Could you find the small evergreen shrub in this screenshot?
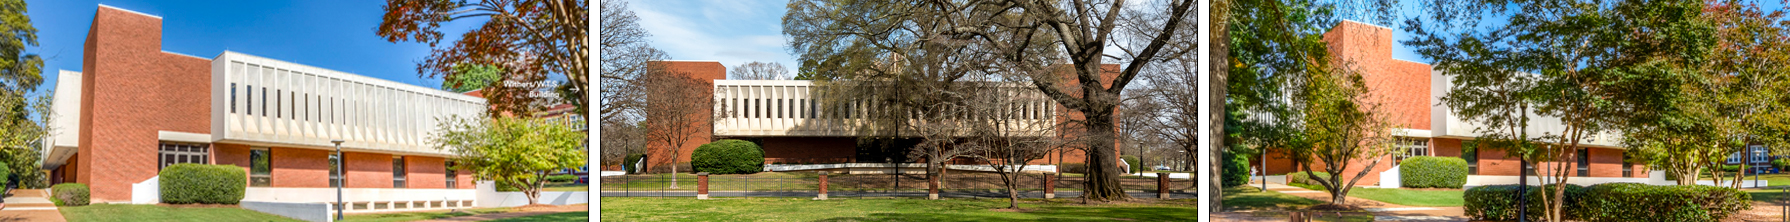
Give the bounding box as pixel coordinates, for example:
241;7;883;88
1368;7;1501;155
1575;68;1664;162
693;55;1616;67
1287;171;1330;185
159;163;247;204
1399;156;1468;188
1464;184;1587;221
1221;151;1251;187
50;183;88;206
546;174;579;183
1121;155;1141;173
624;153;647;174
1059;163;1089;174
1579;183;1749;222
691;139;765;174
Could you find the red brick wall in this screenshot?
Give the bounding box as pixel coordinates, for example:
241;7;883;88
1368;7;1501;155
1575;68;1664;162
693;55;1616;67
1049;64;1125;165
345;152;394;188
78;7;213;201
1324;21;1431;130
406;156;447;189
270;147;331;188
643;61;725;169
760;137;855;163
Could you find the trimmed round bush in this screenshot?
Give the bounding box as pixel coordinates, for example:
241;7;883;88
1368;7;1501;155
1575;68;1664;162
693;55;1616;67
160;163;247;204
1464;184;1586;221
1287;171;1330;185
1400;156;1468;188
50;183;88;206
1121;155;1141;173
1580;183;1749;222
691;139;765;174
1221;151;1251;187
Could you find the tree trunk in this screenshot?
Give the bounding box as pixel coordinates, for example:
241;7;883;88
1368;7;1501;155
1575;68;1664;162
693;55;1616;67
1207;0;1232;211
669;153;680;189
1081;110;1132;201
1008;183;1020;209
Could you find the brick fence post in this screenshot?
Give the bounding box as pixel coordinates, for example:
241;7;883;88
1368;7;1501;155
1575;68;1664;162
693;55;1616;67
697;172;710;200
1156;172;1170;199
928;171;941;200
817;172;829;200
1043;174;1056;199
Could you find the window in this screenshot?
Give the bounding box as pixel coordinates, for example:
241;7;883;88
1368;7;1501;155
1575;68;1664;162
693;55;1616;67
1727;145;1770;164
250;148;271;187
1576;148;1589;177
157;142;209;170
246;85;254;115
1463;148;1478;175
1394;138;1430;163
445;160;458;188
230;83;237;113
329;154;342;188
1622;151;1634;178
261;87;268;117
393;156;407;188
275;90;282;118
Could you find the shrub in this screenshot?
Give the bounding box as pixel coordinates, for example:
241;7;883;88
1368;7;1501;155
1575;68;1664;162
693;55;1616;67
51;183;88;206
0;163;9;193
1121;155;1141;173
1286;171;1330;185
1221;151;1251;187
1059;163;1089;174
1579;183;1749;222
1719;164;1741;172
159;163;247;204
624;153;647;174
691;139;765;174
546;174;579;183
1774;158;1790;170
1400;156;1468;188
1464;184;1587;221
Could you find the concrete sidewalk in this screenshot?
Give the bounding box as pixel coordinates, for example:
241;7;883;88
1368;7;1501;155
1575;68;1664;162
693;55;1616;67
1261;183;1466;221
601;190;1199;199
0;189;66;222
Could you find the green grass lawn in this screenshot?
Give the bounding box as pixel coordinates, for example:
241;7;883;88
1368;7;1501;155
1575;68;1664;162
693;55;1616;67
1284;183;1464;207
601;197;1197;221
600;172;816;191
1220;186;1325;211
60;204;302;222
338;208;515;222
487;211;589;222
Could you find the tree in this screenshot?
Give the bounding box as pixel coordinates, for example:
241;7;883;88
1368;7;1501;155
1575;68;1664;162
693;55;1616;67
729;61;790;80
599;118;646;169
377;0;588;116
597;1;670;123
957;84;1062;209
1405;0;1713;220
442;63;502;93
431;115;586;205
639;64;713;188
1283;64;1402;205
0;0;45;189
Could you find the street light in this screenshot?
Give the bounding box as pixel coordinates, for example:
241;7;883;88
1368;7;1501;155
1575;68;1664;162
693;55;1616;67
331;139;344;221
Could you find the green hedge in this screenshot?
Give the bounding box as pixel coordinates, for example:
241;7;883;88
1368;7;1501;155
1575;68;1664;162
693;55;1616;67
1464;184;1588;221
51;183;88;206
1287;171;1330;185
1579;183;1749;222
1059;163;1089;174
1400;156;1468;188
1221;151;1250;187
691;140;764;174
0;163;9;194
546;174;579;183
159;164;247;204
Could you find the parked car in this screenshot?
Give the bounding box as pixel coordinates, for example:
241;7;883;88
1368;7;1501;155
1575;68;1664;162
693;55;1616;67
1154;165;1171;171
576;174;590;184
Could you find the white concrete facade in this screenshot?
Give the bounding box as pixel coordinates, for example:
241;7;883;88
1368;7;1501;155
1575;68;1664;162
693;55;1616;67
1428;70;1624;148
41;70;82;169
210;52;486;156
711;80;1057;137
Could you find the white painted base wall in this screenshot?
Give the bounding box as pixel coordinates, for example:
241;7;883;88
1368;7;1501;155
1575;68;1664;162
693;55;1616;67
474;181;589;207
764;163;1058;174
244;187;477;214
1378;166;1401;188
131;176;160;204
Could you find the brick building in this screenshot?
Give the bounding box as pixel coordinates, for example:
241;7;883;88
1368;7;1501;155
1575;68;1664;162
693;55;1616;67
640;61;1125;174
1251;20;1661;187
39;5;485;206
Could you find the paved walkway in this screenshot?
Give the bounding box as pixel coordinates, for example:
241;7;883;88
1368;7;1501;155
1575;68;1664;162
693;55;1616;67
0;189;66;222
414;204;586;222
1259;183;1466;221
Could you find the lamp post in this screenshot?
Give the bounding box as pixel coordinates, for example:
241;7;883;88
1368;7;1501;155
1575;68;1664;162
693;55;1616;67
331;139;344;221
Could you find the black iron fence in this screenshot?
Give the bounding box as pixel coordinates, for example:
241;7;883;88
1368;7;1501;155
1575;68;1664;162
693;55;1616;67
598;171;1196;199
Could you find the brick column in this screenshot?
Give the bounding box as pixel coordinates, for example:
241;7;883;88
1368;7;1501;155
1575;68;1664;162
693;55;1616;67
1043;174;1056;199
697;172;710;200
1156;172;1170;199
928;171;941;200
817;172;829;200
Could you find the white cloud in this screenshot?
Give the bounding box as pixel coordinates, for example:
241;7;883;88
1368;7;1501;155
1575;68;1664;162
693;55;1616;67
626;0;798;77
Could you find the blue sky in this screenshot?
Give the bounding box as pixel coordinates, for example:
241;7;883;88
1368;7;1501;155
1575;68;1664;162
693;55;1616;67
26;0;481;94
623;0;797;76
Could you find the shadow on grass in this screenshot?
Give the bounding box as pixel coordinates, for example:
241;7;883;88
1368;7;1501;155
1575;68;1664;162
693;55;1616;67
487;212;590;222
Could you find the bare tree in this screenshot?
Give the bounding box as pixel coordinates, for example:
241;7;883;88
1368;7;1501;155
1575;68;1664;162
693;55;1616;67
729;61;790;80
600;119;646;168
640;64;713;188
598;1;670;123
